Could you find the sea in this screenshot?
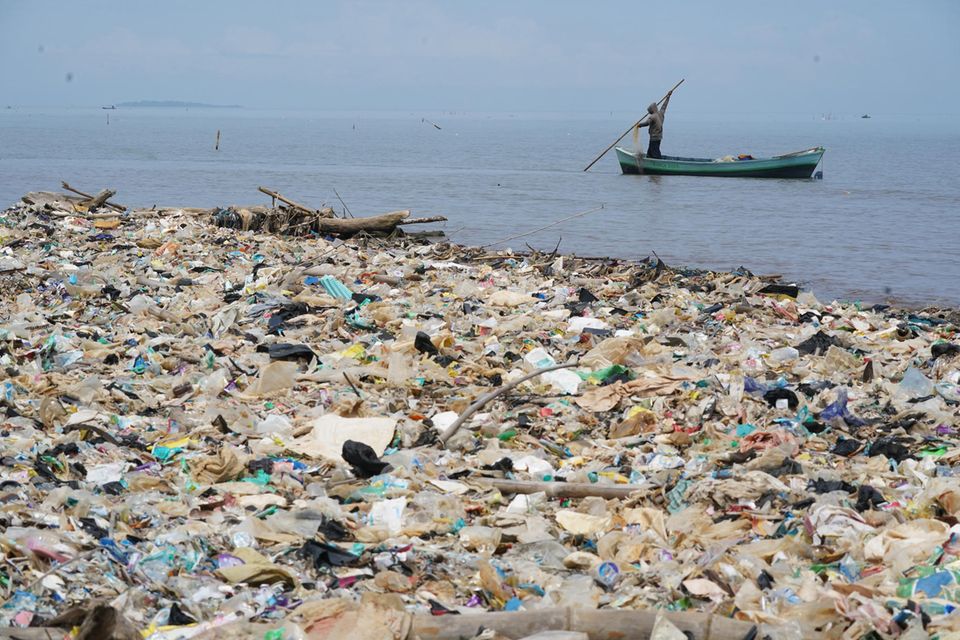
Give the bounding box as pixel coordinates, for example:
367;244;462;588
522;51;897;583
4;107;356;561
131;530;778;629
2;106;958;307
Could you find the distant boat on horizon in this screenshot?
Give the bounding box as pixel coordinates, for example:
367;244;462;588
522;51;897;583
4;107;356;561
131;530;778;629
102;105;117;110
861;114;871;119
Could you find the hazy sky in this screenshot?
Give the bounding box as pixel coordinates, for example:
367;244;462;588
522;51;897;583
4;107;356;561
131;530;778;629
1;0;958;114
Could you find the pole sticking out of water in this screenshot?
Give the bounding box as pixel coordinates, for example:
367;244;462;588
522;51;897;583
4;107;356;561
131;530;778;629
215;129;221;151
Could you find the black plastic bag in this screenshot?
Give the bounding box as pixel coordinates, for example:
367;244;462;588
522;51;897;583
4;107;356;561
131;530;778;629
168;603;197;626
342;439;390;478
763;388;799;409
868;436;912;462
808;478;856;494
796;331;842;356
832;437;862;457
414;331;439;356
299;540;359;568
856;484;886;512
257;343;317;361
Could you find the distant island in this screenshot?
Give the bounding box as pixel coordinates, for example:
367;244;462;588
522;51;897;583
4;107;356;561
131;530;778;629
116;100;241;108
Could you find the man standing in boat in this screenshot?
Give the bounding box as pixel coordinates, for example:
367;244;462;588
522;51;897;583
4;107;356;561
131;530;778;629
636;89;672;158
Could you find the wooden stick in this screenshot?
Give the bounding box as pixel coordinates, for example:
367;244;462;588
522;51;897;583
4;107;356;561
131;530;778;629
582;79;684;172
572;609;755;640
257;186;333;218
438;362;579;445
411;609;567;640
60;182;126;211
475;478;646;499
408;607;757;640
397;216;447;225
480;205;603;248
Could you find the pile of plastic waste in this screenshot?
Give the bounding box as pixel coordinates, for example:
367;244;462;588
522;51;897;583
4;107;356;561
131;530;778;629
0;191;959;639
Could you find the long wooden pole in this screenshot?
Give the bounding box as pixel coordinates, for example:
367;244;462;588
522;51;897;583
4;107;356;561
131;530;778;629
582;79;684;172
438;362;579;445
409;607;757;640
2;609;756;640
476;478;646;499
257;186;333;217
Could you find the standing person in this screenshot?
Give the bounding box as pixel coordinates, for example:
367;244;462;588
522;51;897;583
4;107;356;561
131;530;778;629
636;90;672;158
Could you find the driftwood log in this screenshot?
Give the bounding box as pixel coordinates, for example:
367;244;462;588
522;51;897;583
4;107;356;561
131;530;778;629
0;607;758;640
21;192;123;218
61;182;126;211
211;205;446;238
317;210;410;234
399;216;447;225
74;189;116;213
409;607;757;640
476;478;647;499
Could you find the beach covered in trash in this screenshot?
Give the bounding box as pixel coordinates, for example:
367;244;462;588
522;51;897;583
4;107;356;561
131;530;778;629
1;189;959;640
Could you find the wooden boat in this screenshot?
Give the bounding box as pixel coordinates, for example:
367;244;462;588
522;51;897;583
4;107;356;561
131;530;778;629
615;146;824;179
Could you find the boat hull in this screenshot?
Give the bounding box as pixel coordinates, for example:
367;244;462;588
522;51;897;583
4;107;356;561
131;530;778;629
615;146;824;179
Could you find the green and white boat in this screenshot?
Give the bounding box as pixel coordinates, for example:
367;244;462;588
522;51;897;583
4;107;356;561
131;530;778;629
615;146;824;179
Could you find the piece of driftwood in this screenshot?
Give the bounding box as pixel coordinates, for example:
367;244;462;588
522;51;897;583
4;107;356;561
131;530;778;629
0;607;757;640
74;189;116;213
476;478;646;499
316;210;411;234
61;182;126;211
409;607;757;640
398;216;447;225
20;192;121;218
212;207;421;237
257;187;333;217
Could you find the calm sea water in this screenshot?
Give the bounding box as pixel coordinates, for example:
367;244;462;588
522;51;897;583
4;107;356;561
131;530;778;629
2;107;958;306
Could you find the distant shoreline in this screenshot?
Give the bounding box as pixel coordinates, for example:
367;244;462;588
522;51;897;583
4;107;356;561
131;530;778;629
116;101;242;109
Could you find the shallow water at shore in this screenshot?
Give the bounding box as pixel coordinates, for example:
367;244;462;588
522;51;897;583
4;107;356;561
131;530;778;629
2;107;958;306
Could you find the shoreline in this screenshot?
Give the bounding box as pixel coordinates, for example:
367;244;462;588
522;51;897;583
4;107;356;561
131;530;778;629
4;190;952;312
10;189;954;312
1;191;959;636
446;245;958;314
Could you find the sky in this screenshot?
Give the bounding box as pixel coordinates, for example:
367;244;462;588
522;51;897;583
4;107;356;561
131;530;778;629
1;0;958;115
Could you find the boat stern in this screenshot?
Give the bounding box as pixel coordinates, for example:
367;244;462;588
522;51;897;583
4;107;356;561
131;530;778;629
614;146;643;175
